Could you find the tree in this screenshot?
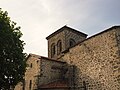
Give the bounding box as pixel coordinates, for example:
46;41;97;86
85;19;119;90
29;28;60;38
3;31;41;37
0;8;26;90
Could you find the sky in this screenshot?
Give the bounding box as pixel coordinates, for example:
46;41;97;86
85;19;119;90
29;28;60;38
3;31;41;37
0;0;120;57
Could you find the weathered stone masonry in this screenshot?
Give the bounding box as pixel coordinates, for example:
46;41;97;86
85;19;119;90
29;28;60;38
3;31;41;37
46;26;87;60
62;26;120;90
15;26;120;90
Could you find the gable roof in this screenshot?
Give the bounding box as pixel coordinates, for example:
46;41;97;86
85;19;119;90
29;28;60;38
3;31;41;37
46;25;88;40
27;53;66;63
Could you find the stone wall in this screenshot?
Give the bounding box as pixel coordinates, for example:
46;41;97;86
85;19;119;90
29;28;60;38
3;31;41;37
114;29;120;85
15;26;120;90
15;54;67;90
64;29;86;50
38;57;66;86
62;27;120;90
24;54;41;90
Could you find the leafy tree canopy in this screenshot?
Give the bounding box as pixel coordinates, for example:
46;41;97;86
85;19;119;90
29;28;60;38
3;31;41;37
0;8;26;90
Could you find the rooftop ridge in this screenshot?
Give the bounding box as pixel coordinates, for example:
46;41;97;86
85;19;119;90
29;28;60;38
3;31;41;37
46;25;88;40
28;53;66;63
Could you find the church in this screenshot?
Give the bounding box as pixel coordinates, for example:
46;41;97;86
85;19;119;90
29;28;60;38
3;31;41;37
15;25;120;90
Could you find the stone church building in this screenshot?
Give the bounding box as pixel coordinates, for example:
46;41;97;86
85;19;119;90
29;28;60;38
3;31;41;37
15;25;120;90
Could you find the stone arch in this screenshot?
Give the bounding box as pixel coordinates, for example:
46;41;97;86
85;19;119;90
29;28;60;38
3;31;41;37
51;43;55;58
57;40;62;55
69;38;76;47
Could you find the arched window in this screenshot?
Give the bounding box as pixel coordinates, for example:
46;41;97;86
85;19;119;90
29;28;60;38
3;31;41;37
69;38;76;47
57;40;62;55
51;43;55;58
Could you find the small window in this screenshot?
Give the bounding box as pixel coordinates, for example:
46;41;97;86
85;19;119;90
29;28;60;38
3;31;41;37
51;43;55;58
57;40;62;55
69;38;76;47
30;63;32;68
29;80;32;90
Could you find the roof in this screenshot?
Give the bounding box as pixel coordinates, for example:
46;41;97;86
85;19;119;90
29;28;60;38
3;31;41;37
38;80;69;89
40;56;66;63
46;25;88;40
27;53;66;63
62;25;120;53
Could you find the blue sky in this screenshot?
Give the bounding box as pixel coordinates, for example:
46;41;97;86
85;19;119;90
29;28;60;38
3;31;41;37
0;0;120;56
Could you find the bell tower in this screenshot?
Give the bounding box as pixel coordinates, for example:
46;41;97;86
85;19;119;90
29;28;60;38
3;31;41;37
46;25;87;59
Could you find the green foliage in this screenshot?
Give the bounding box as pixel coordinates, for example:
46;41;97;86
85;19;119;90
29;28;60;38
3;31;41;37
0;8;26;90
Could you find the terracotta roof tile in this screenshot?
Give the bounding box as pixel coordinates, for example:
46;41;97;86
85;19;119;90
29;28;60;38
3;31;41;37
39;80;69;89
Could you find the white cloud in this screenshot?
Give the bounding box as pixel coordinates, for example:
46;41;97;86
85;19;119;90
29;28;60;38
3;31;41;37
0;0;120;56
